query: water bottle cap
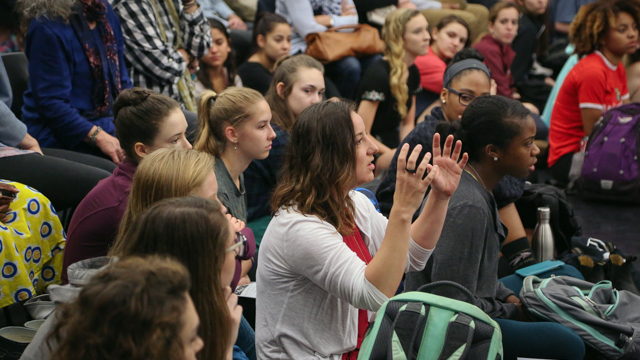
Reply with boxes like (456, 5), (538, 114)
(537, 207), (550, 220)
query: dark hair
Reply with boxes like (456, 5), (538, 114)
(432, 15), (472, 48)
(443, 48), (490, 87)
(197, 18), (237, 90)
(251, 12), (289, 53)
(271, 100), (358, 235)
(436, 95), (530, 162)
(113, 88), (181, 162)
(113, 196), (230, 360)
(489, 1), (519, 23)
(49, 256), (191, 360)
(571, 0), (640, 57)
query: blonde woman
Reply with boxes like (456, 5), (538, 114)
(194, 88), (276, 222)
(355, 9), (430, 174)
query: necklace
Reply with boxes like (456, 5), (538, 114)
(466, 163), (486, 189)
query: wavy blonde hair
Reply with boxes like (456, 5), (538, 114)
(114, 148), (216, 243)
(18, 0), (77, 30)
(194, 88), (265, 157)
(382, 9), (422, 119)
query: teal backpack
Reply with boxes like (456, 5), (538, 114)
(358, 281), (503, 360)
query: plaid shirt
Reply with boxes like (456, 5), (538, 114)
(111, 0), (211, 103)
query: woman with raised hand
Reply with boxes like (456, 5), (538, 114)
(49, 256), (204, 360)
(405, 95), (585, 360)
(256, 100), (467, 359)
(62, 88), (192, 284)
(355, 9), (430, 175)
(243, 55), (325, 242)
(194, 88), (276, 222)
(548, 0), (640, 185)
(237, 12), (292, 95)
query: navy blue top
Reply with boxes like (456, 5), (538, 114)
(21, 4), (132, 150)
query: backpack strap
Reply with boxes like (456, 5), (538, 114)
(388, 302), (427, 360)
(437, 313), (475, 360)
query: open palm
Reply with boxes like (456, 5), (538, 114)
(429, 133), (468, 197)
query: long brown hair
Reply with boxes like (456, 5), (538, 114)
(49, 256), (191, 360)
(194, 87), (265, 157)
(265, 54), (324, 132)
(196, 18), (237, 90)
(114, 148), (215, 242)
(271, 100), (357, 235)
(382, 9), (422, 119)
(112, 197), (231, 360)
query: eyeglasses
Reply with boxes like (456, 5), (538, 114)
(446, 87), (476, 106)
(226, 232), (246, 257)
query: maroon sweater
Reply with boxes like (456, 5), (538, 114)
(62, 160), (137, 283)
(474, 34), (516, 98)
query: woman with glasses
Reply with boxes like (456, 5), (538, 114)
(378, 49), (539, 274)
(355, 9), (430, 175)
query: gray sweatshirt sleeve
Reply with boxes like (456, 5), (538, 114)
(0, 100), (27, 148)
(0, 57), (12, 109)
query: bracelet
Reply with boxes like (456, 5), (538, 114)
(89, 126), (102, 146)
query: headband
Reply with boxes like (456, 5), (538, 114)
(442, 59), (491, 88)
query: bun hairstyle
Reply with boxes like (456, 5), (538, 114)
(436, 95), (530, 162)
(443, 48), (491, 87)
(252, 12), (289, 52)
(113, 88), (180, 162)
(266, 54), (324, 132)
(194, 87), (265, 157)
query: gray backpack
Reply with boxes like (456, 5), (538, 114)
(520, 275), (640, 359)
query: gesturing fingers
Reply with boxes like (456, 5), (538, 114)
(396, 143), (410, 177)
(432, 133), (441, 158)
(442, 134), (454, 158)
(405, 144), (422, 174)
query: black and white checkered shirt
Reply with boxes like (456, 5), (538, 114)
(111, 0), (211, 103)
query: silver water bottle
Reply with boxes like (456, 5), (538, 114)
(532, 207), (555, 262)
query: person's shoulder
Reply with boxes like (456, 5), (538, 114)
(238, 61), (268, 73)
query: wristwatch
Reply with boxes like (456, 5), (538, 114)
(329, 17), (335, 27)
(89, 126), (102, 146)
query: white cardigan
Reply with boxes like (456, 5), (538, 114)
(256, 191), (433, 359)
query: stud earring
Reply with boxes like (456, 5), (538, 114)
(234, 141), (238, 150)
(494, 157), (498, 161)
(442, 99), (446, 104)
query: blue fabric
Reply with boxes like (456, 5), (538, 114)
(235, 315), (256, 360)
(233, 346), (250, 360)
(555, 0), (595, 24)
(21, 3), (132, 150)
(498, 264), (583, 298)
(493, 318), (585, 360)
(541, 50), (578, 127)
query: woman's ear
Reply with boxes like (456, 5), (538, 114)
(225, 125), (239, 145)
(440, 87), (448, 103)
(485, 144), (501, 161)
(256, 34), (266, 48)
(488, 21), (495, 35)
(431, 26), (440, 39)
(276, 82), (286, 99)
(134, 142), (150, 160)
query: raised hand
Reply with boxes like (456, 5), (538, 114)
(393, 143), (439, 214)
(429, 133), (468, 197)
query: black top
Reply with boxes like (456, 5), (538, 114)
(511, 13), (544, 86)
(237, 61), (272, 95)
(355, 58), (421, 148)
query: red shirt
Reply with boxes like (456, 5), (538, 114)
(473, 34), (515, 98)
(548, 51), (629, 166)
(415, 46), (447, 93)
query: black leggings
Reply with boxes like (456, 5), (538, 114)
(0, 148), (115, 211)
(549, 152), (574, 186)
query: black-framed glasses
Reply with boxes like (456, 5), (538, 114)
(446, 87), (476, 106)
(225, 232), (246, 257)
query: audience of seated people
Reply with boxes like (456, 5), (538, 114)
(196, 19), (243, 96)
(4, 0), (640, 359)
(548, 0), (639, 185)
(237, 12), (291, 95)
(355, 9), (428, 175)
(61, 88), (192, 284)
(195, 88), (275, 222)
(243, 54), (325, 242)
(414, 15), (470, 115)
(19, 0), (131, 163)
(256, 100), (467, 358)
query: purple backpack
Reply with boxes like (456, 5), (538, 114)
(579, 103), (640, 203)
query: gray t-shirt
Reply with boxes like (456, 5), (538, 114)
(214, 158), (247, 222)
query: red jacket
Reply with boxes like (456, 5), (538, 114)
(474, 34), (516, 98)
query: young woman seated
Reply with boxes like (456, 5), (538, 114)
(49, 256), (204, 360)
(196, 19), (243, 96)
(195, 87), (276, 222)
(62, 88), (192, 284)
(237, 12), (292, 95)
(548, 0), (639, 185)
(377, 49), (537, 273)
(243, 55), (325, 239)
(414, 15), (470, 116)
(355, 9), (429, 175)
(404, 95), (585, 360)
(256, 99), (467, 359)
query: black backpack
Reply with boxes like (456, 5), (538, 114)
(515, 183), (582, 254)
